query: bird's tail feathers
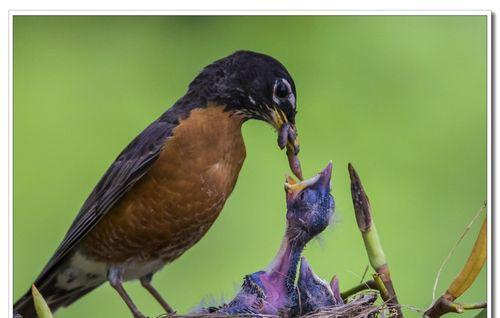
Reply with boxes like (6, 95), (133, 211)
(14, 272), (100, 318)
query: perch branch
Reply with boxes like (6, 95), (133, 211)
(348, 163), (404, 318)
(423, 216), (487, 318)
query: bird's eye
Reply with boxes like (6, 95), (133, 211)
(274, 80), (289, 99)
(299, 191), (306, 201)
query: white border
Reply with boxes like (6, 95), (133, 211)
(3, 10), (493, 318)
(7, 10), (494, 15)
(486, 11), (492, 318)
(7, 11), (12, 317)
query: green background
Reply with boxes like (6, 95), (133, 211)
(13, 16), (487, 318)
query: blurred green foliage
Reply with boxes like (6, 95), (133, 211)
(13, 15), (487, 318)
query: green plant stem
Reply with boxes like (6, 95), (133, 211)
(340, 279), (377, 299)
(348, 163), (404, 318)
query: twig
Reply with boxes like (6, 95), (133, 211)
(348, 163), (404, 318)
(341, 279), (377, 300)
(359, 265), (369, 283)
(424, 295), (486, 318)
(461, 302), (487, 310)
(300, 292), (379, 318)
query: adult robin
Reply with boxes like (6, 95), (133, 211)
(14, 50), (303, 318)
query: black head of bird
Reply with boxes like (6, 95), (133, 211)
(296, 257), (344, 315)
(176, 50), (303, 178)
(191, 51), (297, 124)
(206, 162), (334, 316)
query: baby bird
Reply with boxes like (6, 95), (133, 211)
(296, 257), (344, 315)
(203, 162), (334, 316)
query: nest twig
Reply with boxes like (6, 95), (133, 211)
(300, 292), (384, 318)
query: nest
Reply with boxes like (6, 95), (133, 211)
(159, 291), (395, 318)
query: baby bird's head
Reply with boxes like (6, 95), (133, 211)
(284, 162), (334, 246)
(296, 257), (344, 314)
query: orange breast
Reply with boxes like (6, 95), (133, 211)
(80, 105), (246, 264)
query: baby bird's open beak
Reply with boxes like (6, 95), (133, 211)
(284, 162), (332, 199)
(316, 161), (332, 193)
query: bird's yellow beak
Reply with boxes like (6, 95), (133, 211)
(271, 107), (303, 180)
(284, 174), (320, 198)
(284, 162), (332, 198)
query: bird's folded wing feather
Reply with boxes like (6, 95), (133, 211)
(34, 118), (177, 285)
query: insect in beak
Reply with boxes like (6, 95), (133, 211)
(273, 108), (302, 180)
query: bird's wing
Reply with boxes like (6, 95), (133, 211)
(34, 118), (177, 285)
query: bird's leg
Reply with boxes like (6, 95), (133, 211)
(108, 267), (145, 318)
(140, 273), (174, 314)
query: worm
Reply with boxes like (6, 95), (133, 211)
(287, 148), (304, 181)
(277, 123), (289, 150)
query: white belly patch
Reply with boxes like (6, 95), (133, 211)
(55, 252), (166, 291)
(56, 252), (107, 290)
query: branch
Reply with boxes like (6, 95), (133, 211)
(340, 279), (377, 299)
(348, 163), (404, 318)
